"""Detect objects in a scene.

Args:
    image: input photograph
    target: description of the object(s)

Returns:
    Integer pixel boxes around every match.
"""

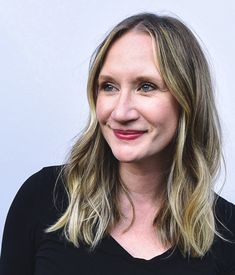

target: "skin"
[96,31,179,260]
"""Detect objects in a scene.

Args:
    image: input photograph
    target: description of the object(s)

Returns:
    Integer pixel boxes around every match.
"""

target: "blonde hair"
[47,13,222,257]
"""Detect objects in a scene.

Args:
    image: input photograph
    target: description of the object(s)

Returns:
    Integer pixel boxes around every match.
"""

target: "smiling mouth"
[113,129,147,140]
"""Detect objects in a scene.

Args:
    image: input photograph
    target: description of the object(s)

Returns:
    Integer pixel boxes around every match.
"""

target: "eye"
[138,82,157,93]
[99,82,118,92]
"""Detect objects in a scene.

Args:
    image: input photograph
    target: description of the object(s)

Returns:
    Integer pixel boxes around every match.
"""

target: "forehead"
[99,31,159,76]
[106,31,155,59]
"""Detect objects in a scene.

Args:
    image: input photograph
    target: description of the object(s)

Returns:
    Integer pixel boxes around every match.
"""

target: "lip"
[113,129,147,140]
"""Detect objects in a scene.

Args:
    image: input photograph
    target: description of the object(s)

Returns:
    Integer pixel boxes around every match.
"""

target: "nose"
[110,90,139,123]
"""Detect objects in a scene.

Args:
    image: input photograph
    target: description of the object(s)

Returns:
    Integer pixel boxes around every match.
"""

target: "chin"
[113,155,136,163]
[111,150,142,163]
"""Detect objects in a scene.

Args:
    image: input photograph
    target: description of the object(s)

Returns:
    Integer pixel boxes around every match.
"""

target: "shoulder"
[17,165,64,195]
[16,165,65,200]
[212,195,235,274]
[214,195,235,237]
[7,165,68,225]
[0,166,67,273]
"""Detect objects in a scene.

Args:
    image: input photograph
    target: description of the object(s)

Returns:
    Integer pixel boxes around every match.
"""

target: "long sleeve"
[1,166,235,275]
[0,166,64,275]
[213,196,235,275]
[0,172,42,275]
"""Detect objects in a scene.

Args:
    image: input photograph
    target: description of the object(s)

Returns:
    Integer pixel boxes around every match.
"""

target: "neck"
[118,159,169,210]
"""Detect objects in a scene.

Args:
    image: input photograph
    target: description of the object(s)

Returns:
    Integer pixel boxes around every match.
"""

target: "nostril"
[110,108,139,123]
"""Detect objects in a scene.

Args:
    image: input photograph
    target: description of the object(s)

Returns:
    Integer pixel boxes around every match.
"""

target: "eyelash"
[98,82,158,93]
[99,82,118,92]
[138,82,157,92]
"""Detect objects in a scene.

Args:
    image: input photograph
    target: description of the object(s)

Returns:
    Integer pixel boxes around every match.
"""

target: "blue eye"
[99,82,118,92]
[104,84,115,91]
[139,83,156,92]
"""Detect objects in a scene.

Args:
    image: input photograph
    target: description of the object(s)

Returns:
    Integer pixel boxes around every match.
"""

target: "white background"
[0,0,235,246]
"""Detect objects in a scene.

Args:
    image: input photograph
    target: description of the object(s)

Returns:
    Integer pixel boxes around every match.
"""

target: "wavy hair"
[46,12,222,257]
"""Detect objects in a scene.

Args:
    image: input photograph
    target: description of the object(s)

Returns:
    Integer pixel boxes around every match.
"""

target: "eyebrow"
[98,74,165,87]
[98,75,116,82]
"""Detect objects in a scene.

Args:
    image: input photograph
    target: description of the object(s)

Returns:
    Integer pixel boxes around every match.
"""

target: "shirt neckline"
[98,234,177,264]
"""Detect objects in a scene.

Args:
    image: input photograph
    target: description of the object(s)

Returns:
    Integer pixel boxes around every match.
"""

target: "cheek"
[96,96,110,124]
[151,99,179,130]
[95,100,102,122]
[164,103,180,135]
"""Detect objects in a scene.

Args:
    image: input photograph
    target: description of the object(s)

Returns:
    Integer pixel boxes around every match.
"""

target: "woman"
[0,12,235,275]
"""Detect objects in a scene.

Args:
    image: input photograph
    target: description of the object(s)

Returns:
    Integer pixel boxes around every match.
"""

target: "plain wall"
[0,0,235,246]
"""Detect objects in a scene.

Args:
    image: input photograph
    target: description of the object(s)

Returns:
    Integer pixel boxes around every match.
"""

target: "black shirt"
[0,166,235,275]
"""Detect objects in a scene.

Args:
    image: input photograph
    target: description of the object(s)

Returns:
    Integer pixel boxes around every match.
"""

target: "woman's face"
[96,31,179,164]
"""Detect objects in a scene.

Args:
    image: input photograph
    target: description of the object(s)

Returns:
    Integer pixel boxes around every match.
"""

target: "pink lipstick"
[113,129,146,140]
